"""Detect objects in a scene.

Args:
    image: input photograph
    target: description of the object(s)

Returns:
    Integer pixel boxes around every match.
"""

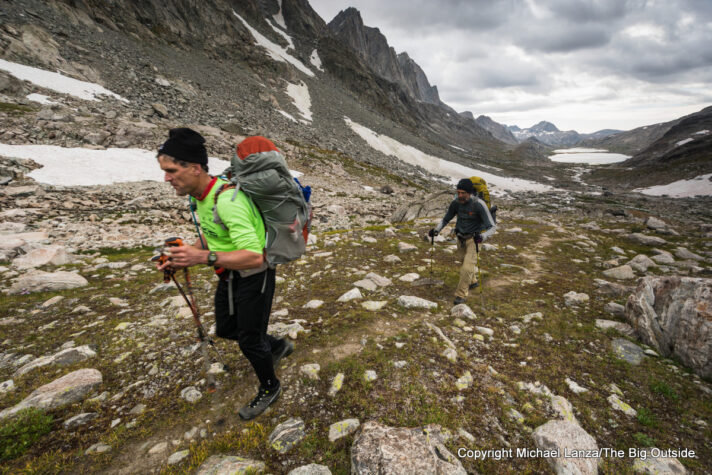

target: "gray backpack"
[214,149,311,268]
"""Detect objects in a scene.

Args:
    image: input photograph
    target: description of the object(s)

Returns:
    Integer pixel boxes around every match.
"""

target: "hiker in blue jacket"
[429,178,496,305]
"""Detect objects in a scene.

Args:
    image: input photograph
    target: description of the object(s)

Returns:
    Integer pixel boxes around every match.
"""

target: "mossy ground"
[1,208,710,474]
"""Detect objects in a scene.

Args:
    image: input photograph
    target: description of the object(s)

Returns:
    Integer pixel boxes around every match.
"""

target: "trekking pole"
[429,232,435,278]
[476,240,486,310]
[152,238,228,392]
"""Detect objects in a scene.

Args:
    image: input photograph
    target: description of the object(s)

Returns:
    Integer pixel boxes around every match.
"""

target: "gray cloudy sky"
[308,0,712,133]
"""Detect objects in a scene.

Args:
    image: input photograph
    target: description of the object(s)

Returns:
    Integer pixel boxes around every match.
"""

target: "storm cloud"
[310,0,712,131]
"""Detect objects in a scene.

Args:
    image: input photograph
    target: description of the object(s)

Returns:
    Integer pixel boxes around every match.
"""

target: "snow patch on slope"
[634,173,712,198]
[310,50,323,72]
[0,58,127,102]
[344,117,554,196]
[286,81,312,122]
[232,11,313,77]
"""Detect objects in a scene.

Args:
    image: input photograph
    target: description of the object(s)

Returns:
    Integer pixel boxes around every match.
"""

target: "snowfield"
[232,11,314,77]
[0,144,305,186]
[344,117,555,195]
[285,81,312,122]
[0,58,127,102]
[634,173,712,198]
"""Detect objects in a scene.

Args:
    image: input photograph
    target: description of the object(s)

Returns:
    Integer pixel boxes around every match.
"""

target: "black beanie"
[158,128,208,165]
[456,178,474,194]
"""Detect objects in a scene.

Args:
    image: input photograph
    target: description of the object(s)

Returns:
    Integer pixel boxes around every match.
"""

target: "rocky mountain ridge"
[327,7,440,106]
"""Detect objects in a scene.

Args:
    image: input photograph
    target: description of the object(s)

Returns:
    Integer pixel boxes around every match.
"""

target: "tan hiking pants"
[455,236,479,298]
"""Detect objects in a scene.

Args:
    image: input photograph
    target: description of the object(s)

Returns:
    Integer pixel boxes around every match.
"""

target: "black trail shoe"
[453,297,466,305]
[238,385,282,420]
[272,339,294,368]
[469,282,479,290]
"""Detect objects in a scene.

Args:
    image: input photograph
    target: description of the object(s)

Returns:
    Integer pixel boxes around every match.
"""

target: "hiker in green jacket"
[155,128,292,420]
[429,178,496,305]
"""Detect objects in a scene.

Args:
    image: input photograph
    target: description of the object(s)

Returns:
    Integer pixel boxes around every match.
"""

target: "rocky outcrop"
[390,191,453,222]
[351,421,466,474]
[625,276,712,378]
[328,8,440,105]
[397,52,440,104]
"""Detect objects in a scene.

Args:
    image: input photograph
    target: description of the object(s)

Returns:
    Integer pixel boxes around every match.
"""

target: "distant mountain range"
[506,121,621,147]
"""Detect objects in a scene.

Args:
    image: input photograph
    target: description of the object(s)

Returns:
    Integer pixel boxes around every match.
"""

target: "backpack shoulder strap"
[213,183,237,231]
[212,182,262,231]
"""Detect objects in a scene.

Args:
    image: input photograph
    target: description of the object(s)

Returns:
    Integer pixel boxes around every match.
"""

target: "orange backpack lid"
[236,136,280,159]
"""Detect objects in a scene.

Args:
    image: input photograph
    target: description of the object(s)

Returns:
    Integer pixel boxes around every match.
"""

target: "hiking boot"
[469,282,479,290]
[272,339,294,368]
[238,384,282,420]
[453,297,466,305]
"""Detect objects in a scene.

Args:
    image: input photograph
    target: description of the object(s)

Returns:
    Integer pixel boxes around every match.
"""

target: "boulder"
[645,216,668,231]
[651,252,675,265]
[196,455,265,475]
[288,464,332,475]
[532,419,600,475]
[675,247,704,262]
[604,302,626,317]
[632,449,688,474]
[563,291,589,307]
[593,279,636,298]
[396,295,437,310]
[351,421,466,474]
[627,254,656,273]
[451,303,476,320]
[269,418,306,454]
[625,276,712,378]
[603,265,636,280]
[14,345,97,377]
[337,288,363,302]
[328,418,360,442]
[390,191,452,222]
[625,233,667,246]
[611,338,645,365]
[9,270,89,294]
[0,368,102,420]
[595,319,636,338]
[361,301,388,311]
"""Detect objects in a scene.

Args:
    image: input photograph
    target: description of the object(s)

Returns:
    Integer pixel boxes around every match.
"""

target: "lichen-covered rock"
[195,455,265,474]
[328,372,344,396]
[532,419,600,475]
[351,421,466,474]
[632,448,688,474]
[625,276,712,378]
[611,338,645,365]
[328,418,360,442]
[608,394,637,417]
[269,418,306,454]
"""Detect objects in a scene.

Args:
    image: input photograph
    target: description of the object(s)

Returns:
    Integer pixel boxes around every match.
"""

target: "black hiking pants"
[214,268,282,390]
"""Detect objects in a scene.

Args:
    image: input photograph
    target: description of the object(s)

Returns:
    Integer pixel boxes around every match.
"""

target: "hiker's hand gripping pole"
[152,238,229,388]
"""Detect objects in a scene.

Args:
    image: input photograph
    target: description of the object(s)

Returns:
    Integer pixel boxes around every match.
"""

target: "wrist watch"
[206,251,218,266]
